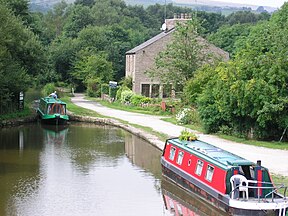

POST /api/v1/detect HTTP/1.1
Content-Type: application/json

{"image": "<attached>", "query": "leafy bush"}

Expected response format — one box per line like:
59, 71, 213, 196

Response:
116, 86, 130, 101
120, 90, 135, 104
176, 107, 200, 125
101, 83, 109, 95
86, 78, 101, 97
42, 83, 56, 96
109, 87, 118, 99
179, 129, 198, 141
141, 97, 152, 104
131, 94, 145, 106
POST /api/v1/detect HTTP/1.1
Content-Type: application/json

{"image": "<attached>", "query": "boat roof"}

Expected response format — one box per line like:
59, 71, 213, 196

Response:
167, 138, 255, 170
41, 97, 66, 105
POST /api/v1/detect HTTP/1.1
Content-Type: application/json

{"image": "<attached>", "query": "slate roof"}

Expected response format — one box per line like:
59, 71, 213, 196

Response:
126, 28, 175, 54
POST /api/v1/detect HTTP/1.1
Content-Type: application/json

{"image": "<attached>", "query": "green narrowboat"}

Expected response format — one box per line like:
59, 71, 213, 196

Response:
37, 97, 69, 125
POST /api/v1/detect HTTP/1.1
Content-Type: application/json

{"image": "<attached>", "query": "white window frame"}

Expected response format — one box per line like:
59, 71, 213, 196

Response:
176, 151, 184, 165
169, 147, 176, 161
205, 164, 215, 182
195, 160, 204, 176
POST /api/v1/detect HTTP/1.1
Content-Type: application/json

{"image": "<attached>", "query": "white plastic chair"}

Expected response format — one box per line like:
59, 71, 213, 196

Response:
230, 174, 249, 199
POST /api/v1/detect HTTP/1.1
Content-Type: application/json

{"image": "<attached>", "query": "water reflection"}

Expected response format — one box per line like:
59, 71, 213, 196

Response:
0, 123, 229, 216
161, 179, 229, 216
0, 123, 171, 216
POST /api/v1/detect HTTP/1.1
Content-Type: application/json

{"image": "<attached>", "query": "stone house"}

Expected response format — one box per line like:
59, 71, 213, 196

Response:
125, 14, 229, 98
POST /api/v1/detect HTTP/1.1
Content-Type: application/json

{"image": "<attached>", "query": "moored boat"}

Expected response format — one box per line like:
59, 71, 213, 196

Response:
37, 97, 69, 125
161, 137, 288, 216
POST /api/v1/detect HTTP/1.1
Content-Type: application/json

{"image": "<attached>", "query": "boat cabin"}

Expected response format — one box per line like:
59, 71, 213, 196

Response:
162, 138, 273, 199
38, 97, 67, 115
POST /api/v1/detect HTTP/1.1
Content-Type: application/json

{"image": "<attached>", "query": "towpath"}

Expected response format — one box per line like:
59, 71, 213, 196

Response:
71, 93, 288, 177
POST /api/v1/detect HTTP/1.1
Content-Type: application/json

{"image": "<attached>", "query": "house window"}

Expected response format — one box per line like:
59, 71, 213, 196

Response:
169, 147, 176, 161
195, 160, 204, 176
151, 84, 159, 98
205, 165, 214, 182
141, 84, 150, 97
176, 151, 184, 165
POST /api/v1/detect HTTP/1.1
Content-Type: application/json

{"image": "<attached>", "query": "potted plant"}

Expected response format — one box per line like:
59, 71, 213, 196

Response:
179, 129, 198, 141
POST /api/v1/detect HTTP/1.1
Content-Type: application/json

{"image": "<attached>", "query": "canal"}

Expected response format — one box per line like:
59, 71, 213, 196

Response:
0, 123, 228, 216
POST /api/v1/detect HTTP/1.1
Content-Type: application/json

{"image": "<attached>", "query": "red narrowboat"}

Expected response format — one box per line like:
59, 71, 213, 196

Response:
161, 137, 288, 215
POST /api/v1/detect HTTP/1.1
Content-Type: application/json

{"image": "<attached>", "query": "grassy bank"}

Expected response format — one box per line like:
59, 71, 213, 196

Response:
60, 96, 105, 118
0, 107, 34, 121
88, 97, 170, 116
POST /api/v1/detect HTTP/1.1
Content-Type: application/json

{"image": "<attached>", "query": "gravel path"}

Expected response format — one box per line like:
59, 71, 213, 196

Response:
71, 93, 288, 177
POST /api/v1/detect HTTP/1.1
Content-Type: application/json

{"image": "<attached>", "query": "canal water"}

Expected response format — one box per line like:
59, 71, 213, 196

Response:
0, 123, 228, 216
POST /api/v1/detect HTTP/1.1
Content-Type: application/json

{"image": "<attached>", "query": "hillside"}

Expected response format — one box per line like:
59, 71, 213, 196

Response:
29, 0, 277, 13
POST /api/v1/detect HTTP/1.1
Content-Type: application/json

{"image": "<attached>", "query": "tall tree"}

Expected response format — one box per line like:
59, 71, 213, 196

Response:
146, 18, 216, 90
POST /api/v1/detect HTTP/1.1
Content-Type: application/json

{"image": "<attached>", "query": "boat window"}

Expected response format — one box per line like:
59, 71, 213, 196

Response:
188, 159, 192, 166
169, 147, 176, 161
195, 160, 204, 176
205, 165, 214, 182
176, 151, 184, 165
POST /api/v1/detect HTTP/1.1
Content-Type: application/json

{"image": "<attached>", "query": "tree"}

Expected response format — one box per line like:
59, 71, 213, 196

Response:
192, 5, 288, 140
207, 23, 252, 56
0, 3, 43, 113
146, 18, 217, 91
63, 4, 94, 38
74, 0, 95, 7
70, 53, 113, 90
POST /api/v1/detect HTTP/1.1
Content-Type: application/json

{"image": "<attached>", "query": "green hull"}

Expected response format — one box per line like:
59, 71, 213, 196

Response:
37, 97, 69, 125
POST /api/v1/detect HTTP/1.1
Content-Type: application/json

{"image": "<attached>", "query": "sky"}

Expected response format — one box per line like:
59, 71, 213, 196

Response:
211, 0, 287, 8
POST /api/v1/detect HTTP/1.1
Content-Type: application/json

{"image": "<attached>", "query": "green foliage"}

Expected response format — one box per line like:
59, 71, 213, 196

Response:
42, 83, 56, 96
184, 3, 288, 141
225, 11, 270, 26
176, 107, 201, 125
109, 87, 118, 99
179, 129, 198, 141
207, 23, 253, 56
101, 83, 109, 95
0, 2, 47, 114
86, 78, 101, 97
116, 85, 130, 101
146, 17, 219, 91
119, 76, 132, 89
130, 94, 145, 106
120, 90, 135, 104
71, 53, 113, 90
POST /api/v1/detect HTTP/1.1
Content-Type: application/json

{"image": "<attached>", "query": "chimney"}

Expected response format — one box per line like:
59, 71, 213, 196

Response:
164, 13, 191, 31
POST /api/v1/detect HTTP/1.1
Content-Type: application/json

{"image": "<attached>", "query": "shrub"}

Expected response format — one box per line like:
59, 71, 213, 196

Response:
120, 90, 135, 104
176, 107, 200, 125
116, 86, 130, 101
179, 129, 198, 141
86, 78, 101, 97
141, 97, 152, 104
42, 83, 56, 96
109, 87, 118, 99
101, 84, 109, 95
131, 94, 145, 106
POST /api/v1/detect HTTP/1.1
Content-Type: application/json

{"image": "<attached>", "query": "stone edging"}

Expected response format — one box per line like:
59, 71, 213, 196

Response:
69, 114, 164, 150
0, 114, 38, 128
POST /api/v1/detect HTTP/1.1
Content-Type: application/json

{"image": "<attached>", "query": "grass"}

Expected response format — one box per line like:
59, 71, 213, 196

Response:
217, 134, 288, 150
60, 96, 105, 118
0, 107, 34, 121
87, 97, 171, 116
162, 116, 206, 133
271, 174, 288, 196
86, 96, 288, 150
